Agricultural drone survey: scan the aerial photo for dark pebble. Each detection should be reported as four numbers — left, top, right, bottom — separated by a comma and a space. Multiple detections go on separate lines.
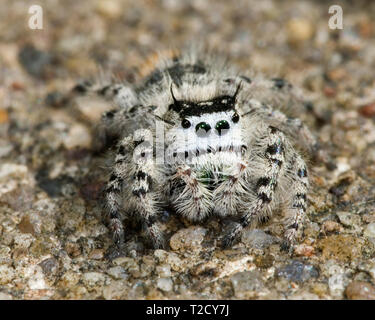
18, 44, 53, 79
359, 103, 375, 118
38, 258, 59, 276
79, 179, 105, 201
329, 177, 352, 198
276, 260, 319, 282
45, 91, 68, 108
35, 168, 74, 197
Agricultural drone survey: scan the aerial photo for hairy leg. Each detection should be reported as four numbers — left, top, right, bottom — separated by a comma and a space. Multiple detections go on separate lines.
72, 81, 138, 109
222, 126, 285, 248
225, 75, 331, 165
171, 164, 212, 222
103, 130, 165, 250
281, 153, 309, 252
213, 158, 249, 217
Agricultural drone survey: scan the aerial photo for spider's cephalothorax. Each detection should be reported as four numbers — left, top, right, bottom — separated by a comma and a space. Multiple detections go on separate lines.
75, 50, 318, 253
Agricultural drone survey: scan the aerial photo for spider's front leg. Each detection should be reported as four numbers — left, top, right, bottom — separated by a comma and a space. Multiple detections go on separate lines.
222, 126, 285, 248
103, 136, 133, 247
103, 130, 166, 251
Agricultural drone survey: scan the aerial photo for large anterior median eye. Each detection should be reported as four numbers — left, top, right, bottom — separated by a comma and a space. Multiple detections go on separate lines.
195, 122, 211, 133
181, 119, 191, 128
215, 120, 230, 135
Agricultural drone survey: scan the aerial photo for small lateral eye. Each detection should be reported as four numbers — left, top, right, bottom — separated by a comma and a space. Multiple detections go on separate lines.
181, 119, 191, 129
232, 113, 240, 123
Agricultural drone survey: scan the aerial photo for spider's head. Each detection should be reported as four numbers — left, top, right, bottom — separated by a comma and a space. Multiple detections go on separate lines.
167, 83, 243, 159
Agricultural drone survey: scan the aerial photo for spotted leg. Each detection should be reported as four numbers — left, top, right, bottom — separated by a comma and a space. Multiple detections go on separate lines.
262, 107, 332, 167
259, 105, 320, 155
103, 130, 165, 250
103, 137, 132, 247
72, 81, 138, 109
231, 76, 332, 166
94, 104, 156, 151
222, 126, 285, 248
281, 153, 309, 252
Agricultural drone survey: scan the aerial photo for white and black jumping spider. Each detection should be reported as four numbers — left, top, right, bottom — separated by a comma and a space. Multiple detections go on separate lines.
74, 50, 322, 254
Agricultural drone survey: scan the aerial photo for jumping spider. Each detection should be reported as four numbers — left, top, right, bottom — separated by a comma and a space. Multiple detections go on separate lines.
74, 50, 321, 254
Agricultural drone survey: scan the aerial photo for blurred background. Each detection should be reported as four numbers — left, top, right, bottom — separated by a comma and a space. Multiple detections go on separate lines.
0, 0, 375, 300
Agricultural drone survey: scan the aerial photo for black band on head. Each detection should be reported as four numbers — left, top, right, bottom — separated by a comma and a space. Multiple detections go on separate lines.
178, 95, 236, 117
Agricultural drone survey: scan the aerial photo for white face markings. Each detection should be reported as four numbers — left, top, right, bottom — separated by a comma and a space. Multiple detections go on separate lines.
165, 110, 244, 167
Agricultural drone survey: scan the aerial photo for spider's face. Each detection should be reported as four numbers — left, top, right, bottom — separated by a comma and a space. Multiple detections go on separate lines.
178, 109, 241, 152
166, 94, 244, 164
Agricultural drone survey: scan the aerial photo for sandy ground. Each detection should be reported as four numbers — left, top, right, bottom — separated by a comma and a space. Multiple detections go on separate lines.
1, 0, 375, 300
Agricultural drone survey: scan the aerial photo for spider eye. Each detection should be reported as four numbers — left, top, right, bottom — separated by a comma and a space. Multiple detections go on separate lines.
232, 113, 240, 123
181, 119, 191, 129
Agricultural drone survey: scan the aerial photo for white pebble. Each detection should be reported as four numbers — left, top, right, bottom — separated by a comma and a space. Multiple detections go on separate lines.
157, 277, 173, 292
82, 272, 106, 287
63, 124, 92, 149
364, 223, 375, 238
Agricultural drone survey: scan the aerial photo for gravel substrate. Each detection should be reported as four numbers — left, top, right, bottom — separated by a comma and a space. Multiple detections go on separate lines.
1, 0, 375, 300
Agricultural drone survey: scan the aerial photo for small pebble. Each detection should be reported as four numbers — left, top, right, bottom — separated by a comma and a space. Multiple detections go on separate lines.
103, 281, 129, 300
156, 264, 172, 278
0, 109, 9, 124
156, 277, 173, 292
0, 292, 13, 300
0, 144, 13, 158
0, 246, 11, 264
364, 222, 375, 238
0, 163, 28, 180
28, 268, 48, 290
38, 257, 59, 276
106, 266, 128, 280
318, 235, 361, 262
166, 253, 183, 272
82, 272, 106, 287
63, 124, 92, 150
18, 216, 36, 235
322, 220, 343, 234
336, 211, 361, 228
89, 249, 104, 260
45, 91, 67, 108
362, 214, 375, 224
169, 226, 207, 251
345, 281, 375, 300
276, 260, 319, 283
18, 45, 53, 78
95, 0, 123, 19
65, 242, 81, 258
230, 270, 264, 299
254, 254, 274, 268
294, 244, 315, 257
312, 283, 328, 297
59, 271, 80, 287
0, 265, 15, 285
287, 18, 314, 44
13, 233, 34, 249
328, 273, 348, 297
241, 229, 278, 249
359, 103, 375, 118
